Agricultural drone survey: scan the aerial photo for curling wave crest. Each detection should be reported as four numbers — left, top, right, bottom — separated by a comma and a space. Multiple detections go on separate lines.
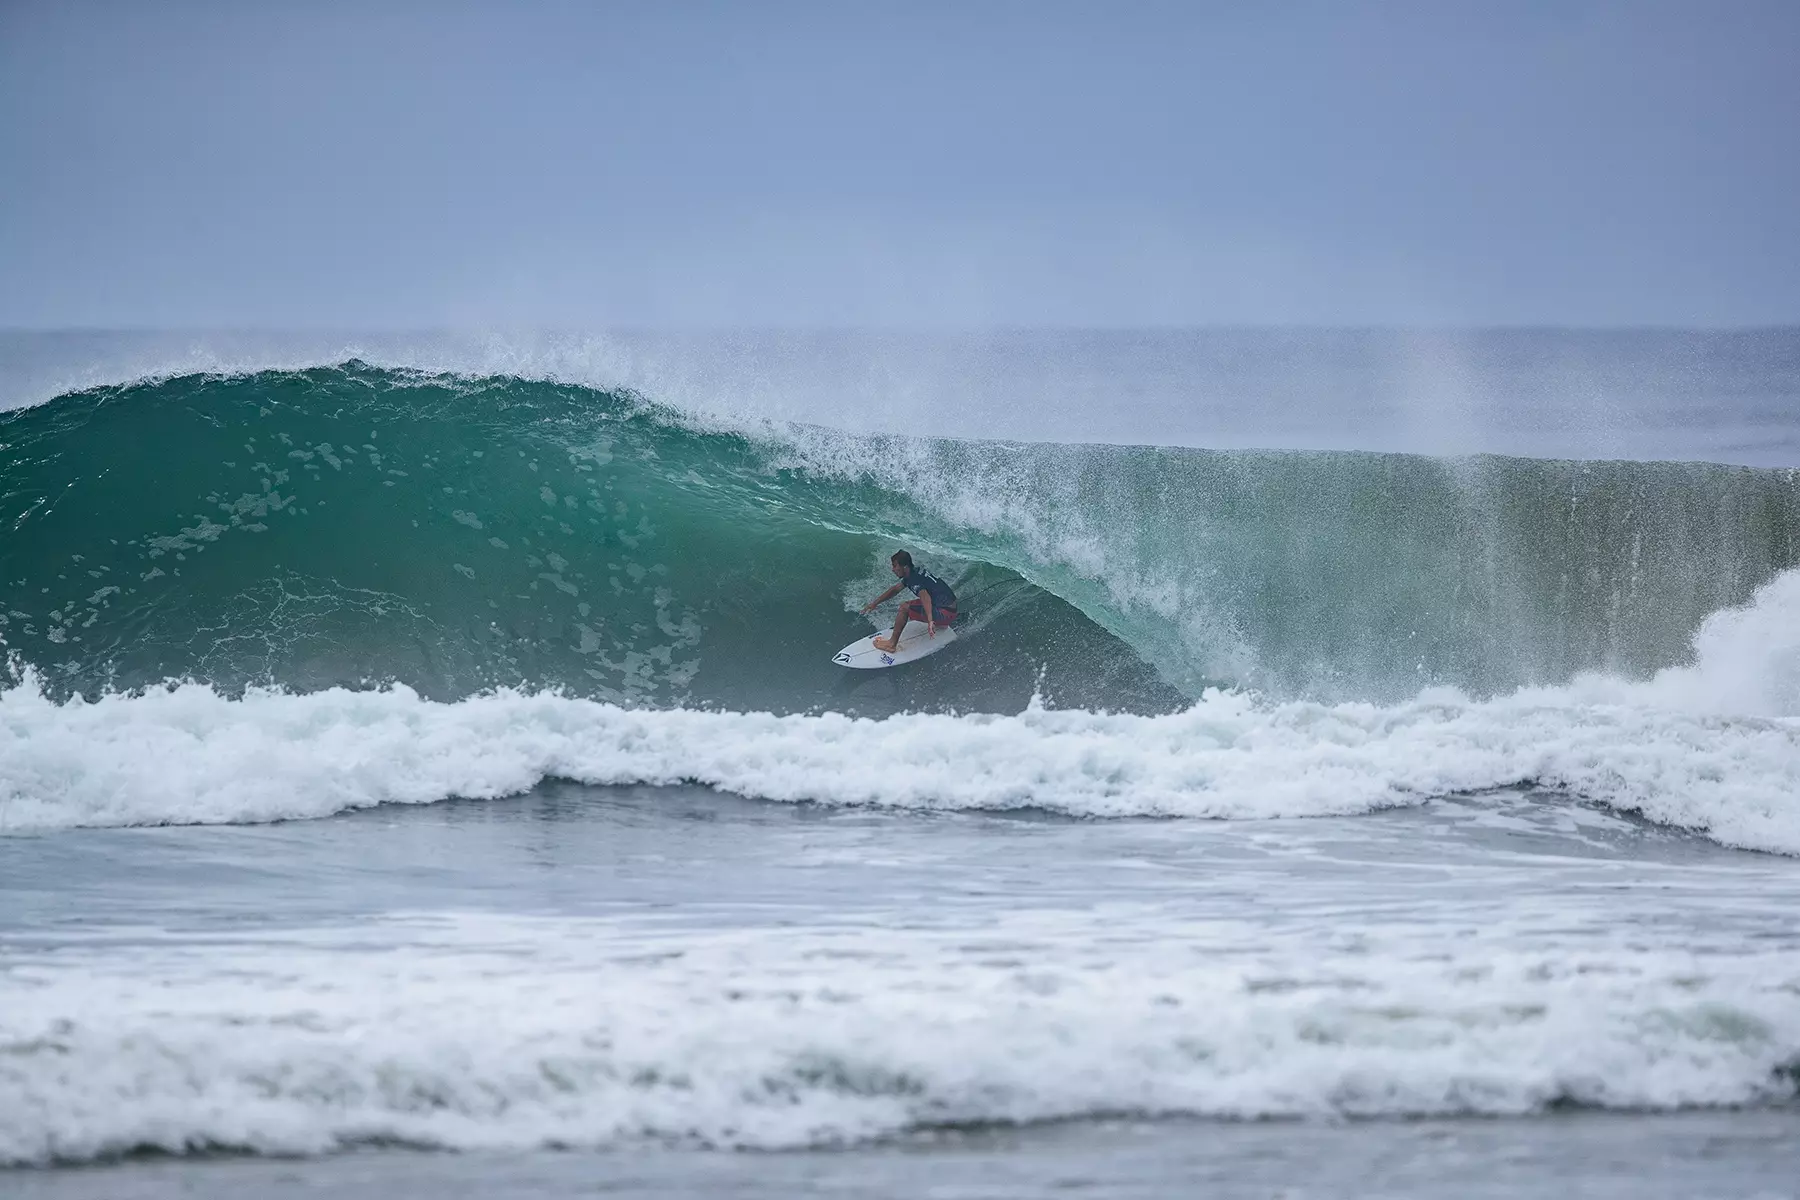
5, 362, 1798, 707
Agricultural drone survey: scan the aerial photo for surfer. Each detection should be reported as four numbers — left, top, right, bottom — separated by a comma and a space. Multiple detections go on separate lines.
861, 550, 958, 653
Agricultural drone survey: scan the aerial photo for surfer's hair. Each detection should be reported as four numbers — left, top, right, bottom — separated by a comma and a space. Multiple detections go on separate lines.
890, 550, 914, 570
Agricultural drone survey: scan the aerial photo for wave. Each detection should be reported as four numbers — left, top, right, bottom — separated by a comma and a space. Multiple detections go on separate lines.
4, 910, 1799, 1165
3, 362, 1798, 710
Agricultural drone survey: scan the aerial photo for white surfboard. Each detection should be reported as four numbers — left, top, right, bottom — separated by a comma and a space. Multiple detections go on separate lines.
832, 621, 958, 669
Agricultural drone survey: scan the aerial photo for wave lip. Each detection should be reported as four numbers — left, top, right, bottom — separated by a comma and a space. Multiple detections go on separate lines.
4, 915, 1799, 1166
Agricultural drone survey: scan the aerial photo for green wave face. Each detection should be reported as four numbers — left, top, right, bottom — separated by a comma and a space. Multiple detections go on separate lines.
3, 363, 1797, 711
0, 365, 1175, 712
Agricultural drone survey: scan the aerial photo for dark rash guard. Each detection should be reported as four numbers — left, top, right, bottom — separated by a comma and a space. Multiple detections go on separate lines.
900, 568, 956, 611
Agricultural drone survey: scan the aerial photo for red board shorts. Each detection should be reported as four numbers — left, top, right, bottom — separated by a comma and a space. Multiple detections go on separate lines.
902, 598, 957, 627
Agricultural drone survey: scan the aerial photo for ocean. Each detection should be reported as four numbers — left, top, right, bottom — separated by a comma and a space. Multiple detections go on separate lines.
3, 328, 1799, 1198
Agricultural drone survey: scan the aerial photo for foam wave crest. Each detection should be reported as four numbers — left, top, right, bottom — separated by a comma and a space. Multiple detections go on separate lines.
4, 913, 1799, 1165
4, 570, 1797, 849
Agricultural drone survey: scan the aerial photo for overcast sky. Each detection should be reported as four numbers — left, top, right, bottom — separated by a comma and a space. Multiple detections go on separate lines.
3, 0, 1797, 327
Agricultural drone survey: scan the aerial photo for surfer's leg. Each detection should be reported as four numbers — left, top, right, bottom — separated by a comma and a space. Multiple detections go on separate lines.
876, 600, 921, 651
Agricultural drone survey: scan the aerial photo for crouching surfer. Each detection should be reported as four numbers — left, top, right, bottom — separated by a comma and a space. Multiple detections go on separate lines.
860, 550, 958, 652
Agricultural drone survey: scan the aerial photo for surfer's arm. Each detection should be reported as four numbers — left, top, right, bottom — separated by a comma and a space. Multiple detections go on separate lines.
921, 590, 936, 637
860, 583, 903, 614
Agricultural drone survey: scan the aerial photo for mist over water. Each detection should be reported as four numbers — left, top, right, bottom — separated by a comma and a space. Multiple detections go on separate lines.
6, 328, 1800, 464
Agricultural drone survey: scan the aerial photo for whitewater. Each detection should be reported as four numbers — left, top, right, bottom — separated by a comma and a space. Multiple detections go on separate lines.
4, 329, 1800, 1197
4, 564, 1800, 845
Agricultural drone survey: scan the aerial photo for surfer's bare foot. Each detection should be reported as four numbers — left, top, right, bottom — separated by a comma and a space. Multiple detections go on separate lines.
873, 635, 898, 652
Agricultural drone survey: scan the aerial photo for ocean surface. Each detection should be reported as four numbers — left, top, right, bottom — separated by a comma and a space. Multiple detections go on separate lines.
3, 328, 1800, 1197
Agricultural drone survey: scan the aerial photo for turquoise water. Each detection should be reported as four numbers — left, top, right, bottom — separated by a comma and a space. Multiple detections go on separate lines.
4, 362, 1796, 708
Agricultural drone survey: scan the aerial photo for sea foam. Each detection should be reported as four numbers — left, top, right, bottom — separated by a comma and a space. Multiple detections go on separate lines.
4, 570, 1797, 852
4, 910, 1799, 1165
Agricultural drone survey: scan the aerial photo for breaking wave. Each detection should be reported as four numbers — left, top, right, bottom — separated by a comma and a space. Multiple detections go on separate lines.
3, 362, 1797, 710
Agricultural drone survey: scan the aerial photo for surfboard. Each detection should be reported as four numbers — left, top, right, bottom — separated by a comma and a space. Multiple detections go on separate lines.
832, 621, 958, 669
